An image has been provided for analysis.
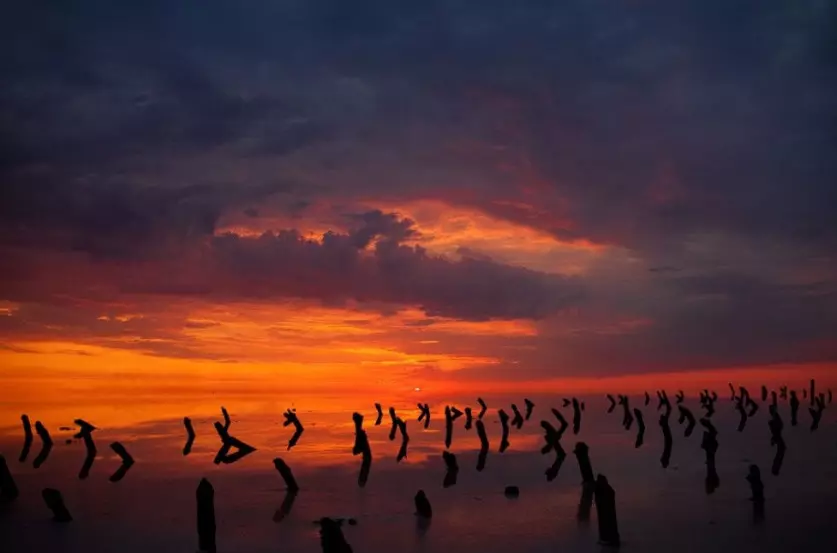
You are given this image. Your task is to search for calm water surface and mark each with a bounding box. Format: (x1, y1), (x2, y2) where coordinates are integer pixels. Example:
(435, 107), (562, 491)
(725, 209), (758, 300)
(1, 392), (835, 553)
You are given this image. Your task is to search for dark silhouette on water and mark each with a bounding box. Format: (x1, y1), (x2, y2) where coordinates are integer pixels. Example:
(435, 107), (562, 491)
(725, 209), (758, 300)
(476, 420), (489, 471)
(0, 455), (19, 501)
(414, 490), (432, 518)
(273, 458), (299, 492)
(577, 482), (595, 523)
(677, 405), (696, 437)
(197, 478), (216, 553)
(789, 391), (800, 426)
(442, 451), (459, 488)
(700, 418), (720, 493)
(644, 391), (650, 406)
(802, 389), (807, 400)
(660, 398), (673, 469)
(700, 390), (716, 418)
(746, 395), (759, 417)
(389, 407), (398, 441)
(606, 394), (616, 413)
(747, 464), (764, 502)
(572, 398), (582, 435)
(618, 395), (633, 430)
(352, 413), (372, 487)
(594, 474), (620, 547)
(633, 408), (645, 448)
(19, 415), (33, 463)
(498, 409), (511, 453)
(810, 379), (815, 407)
(396, 417), (409, 462)
(808, 395), (824, 431)
(540, 421), (567, 481)
(283, 409), (305, 450)
(374, 403), (383, 426)
(417, 403), (431, 429)
(767, 405), (786, 475)
(319, 517), (354, 553)
(213, 422), (257, 464)
(524, 398), (535, 420)
(762, 386), (769, 402)
(675, 390), (685, 404)
(829, 389), (833, 404)
(551, 408), (569, 440)
(42, 488), (72, 522)
(657, 390), (669, 411)
(33, 421), (53, 469)
(450, 406), (463, 421)
(779, 386), (788, 401)
(464, 407), (473, 430)
(504, 486), (520, 498)
(477, 398), (487, 420)
(735, 396), (748, 432)
(220, 407), (231, 433)
(444, 406), (455, 449)
(573, 442), (595, 485)
(510, 404), (524, 429)
(76, 421), (97, 480)
(108, 442), (135, 482)
(728, 382), (736, 400)
(183, 417), (196, 456)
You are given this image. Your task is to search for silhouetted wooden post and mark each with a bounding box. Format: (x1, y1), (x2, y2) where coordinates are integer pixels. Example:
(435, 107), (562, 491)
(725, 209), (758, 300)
(273, 458), (299, 492)
(20, 415), (33, 463)
(196, 478), (217, 553)
(594, 474), (620, 546)
(183, 417), (196, 456)
(573, 442), (595, 485)
(42, 488), (72, 522)
(0, 455), (19, 501)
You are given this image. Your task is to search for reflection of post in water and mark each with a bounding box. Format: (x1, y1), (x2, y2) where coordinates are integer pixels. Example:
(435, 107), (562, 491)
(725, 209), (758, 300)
(33, 421), (53, 469)
(444, 406), (454, 449)
(573, 442), (595, 485)
(374, 403), (383, 426)
(700, 418), (720, 494)
(768, 405), (786, 475)
(789, 391), (800, 426)
(498, 409), (511, 453)
(283, 409), (305, 450)
(510, 404), (524, 429)
(476, 420), (489, 471)
(677, 405), (696, 437)
(577, 481), (595, 522)
(388, 407), (398, 441)
(660, 398), (673, 468)
(19, 415), (33, 463)
(77, 423), (97, 480)
(196, 478), (216, 553)
(396, 418), (409, 462)
(273, 489), (298, 523)
(540, 421), (567, 481)
(524, 398), (535, 421)
(442, 451), (459, 488)
(183, 417), (196, 456)
(0, 455), (19, 501)
(633, 408), (645, 448)
(42, 488), (72, 522)
(464, 407), (473, 430)
(594, 474), (620, 547)
(108, 442), (135, 483)
(572, 398), (582, 435)
(735, 397), (748, 432)
(808, 396), (825, 432)
(618, 395), (633, 430)
(477, 397), (487, 420)
(746, 464), (765, 523)
(352, 412), (372, 488)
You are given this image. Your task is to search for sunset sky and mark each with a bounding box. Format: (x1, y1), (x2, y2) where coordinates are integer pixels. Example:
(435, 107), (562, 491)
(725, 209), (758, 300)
(2, 1), (836, 418)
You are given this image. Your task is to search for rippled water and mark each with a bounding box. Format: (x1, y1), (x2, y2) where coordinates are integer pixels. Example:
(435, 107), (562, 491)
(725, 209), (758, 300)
(1, 392), (835, 553)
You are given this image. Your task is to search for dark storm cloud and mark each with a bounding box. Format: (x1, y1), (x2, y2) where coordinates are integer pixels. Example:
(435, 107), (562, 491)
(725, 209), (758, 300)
(1, 1), (836, 372)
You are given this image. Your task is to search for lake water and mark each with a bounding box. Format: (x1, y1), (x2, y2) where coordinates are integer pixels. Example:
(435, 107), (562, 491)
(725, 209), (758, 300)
(1, 391), (835, 553)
